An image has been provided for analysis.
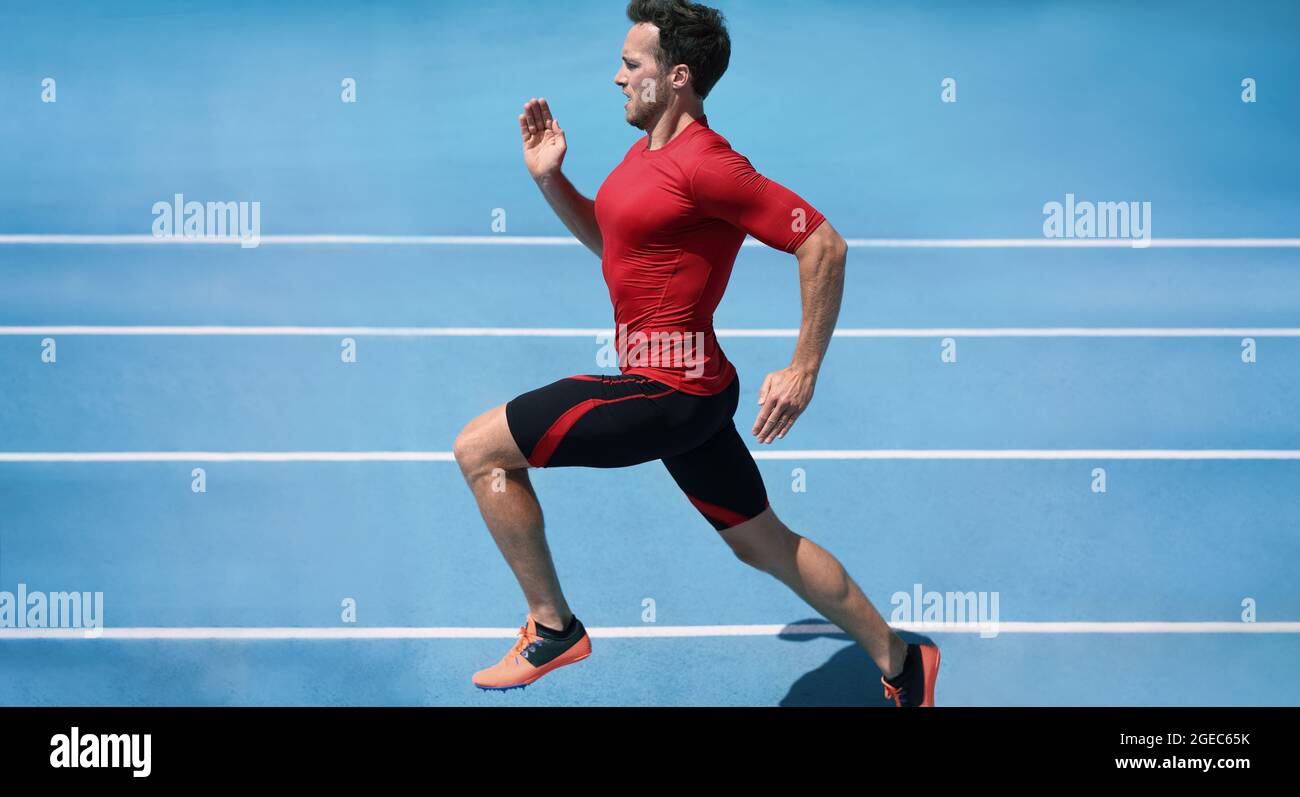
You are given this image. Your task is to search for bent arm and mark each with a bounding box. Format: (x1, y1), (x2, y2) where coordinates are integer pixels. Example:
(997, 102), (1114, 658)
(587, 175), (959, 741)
(534, 171), (603, 258)
(789, 220), (847, 376)
(690, 144), (845, 442)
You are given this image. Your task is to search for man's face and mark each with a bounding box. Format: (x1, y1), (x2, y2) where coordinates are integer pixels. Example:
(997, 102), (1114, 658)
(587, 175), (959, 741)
(614, 22), (668, 130)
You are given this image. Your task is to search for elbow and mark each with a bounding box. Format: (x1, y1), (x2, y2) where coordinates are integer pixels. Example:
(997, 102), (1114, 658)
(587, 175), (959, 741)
(799, 221), (847, 265)
(823, 223), (848, 262)
(828, 231), (848, 263)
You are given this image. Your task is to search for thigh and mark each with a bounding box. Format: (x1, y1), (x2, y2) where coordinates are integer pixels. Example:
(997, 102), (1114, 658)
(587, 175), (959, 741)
(661, 419), (770, 531)
(506, 374), (719, 469)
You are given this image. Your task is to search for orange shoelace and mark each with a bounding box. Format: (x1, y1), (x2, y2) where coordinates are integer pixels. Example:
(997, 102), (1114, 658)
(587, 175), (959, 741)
(510, 623), (543, 662)
(881, 677), (907, 706)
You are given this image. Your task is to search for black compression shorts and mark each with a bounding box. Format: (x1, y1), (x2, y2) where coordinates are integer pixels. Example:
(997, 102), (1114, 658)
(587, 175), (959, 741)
(505, 372), (769, 530)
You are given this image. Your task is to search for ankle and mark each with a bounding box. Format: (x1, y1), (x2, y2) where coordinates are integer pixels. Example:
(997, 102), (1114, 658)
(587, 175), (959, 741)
(533, 609), (572, 632)
(882, 638), (910, 680)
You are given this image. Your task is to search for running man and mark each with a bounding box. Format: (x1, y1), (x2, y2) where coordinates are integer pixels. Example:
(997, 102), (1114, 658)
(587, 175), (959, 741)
(454, 0), (940, 706)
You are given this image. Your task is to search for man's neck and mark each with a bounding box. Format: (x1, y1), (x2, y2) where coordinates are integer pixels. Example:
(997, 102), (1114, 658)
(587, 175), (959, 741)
(645, 100), (705, 150)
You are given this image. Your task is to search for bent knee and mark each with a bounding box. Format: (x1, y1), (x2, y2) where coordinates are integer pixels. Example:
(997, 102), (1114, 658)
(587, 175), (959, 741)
(454, 411), (527, 478)
(452, 426), (473, 466)
(729, 541), (768, 570)
(730, 540), (791, 571)
(453, 423), (493, 475)
(723, 518), (799, 571)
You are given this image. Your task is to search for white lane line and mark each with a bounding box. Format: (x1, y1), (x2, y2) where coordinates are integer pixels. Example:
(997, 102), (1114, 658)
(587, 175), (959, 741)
(0, 452), (458, 463)
(1, 451), (1298, 463)
(2, 326), (1299, 337)
(2, 622), (1298, 640)
(755, 450), (1300, 460)
(1, 234), (1299, 248)
(845, 239), (1300, 249)
(0, 235), (583, 246)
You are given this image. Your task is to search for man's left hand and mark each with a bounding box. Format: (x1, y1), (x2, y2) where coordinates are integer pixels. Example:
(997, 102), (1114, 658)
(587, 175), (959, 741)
(752, 366), (817, 444)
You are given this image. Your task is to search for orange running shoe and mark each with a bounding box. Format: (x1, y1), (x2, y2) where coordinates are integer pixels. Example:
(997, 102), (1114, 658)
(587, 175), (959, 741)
(881, 642), (941, 707)
(473, 615), (592, 691)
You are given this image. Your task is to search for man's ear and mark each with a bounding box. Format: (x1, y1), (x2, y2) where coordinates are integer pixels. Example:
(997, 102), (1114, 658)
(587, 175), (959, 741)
(672, 63), (692, 92)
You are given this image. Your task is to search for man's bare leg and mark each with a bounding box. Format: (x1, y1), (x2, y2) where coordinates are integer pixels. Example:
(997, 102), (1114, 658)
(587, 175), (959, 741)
(718, 507), (909, 679)
(453, 404), (572, 631)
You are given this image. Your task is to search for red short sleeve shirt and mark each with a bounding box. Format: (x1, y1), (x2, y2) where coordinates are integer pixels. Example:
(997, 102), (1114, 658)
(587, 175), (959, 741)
(594, 115), (826, 395)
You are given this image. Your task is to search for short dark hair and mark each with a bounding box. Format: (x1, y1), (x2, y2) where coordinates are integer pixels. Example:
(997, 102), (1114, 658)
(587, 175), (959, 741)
(626, 0), (731, 99)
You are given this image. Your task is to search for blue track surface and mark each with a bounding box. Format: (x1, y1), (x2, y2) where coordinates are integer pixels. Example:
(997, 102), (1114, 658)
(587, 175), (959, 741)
(1, 0), (1298, 706)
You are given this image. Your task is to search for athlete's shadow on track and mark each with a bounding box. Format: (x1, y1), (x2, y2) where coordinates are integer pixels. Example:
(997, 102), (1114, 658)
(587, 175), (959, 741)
(777, 619), (935, 707)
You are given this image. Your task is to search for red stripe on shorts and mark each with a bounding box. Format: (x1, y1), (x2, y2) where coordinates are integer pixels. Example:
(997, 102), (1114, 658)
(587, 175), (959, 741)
(529, 387), (674, 467)
(686, 493), (761, 529)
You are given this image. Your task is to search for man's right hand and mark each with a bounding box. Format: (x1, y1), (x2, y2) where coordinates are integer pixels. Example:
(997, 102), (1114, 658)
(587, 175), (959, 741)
(519, 97), (601, 258)
(520, 98), (566, 180)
